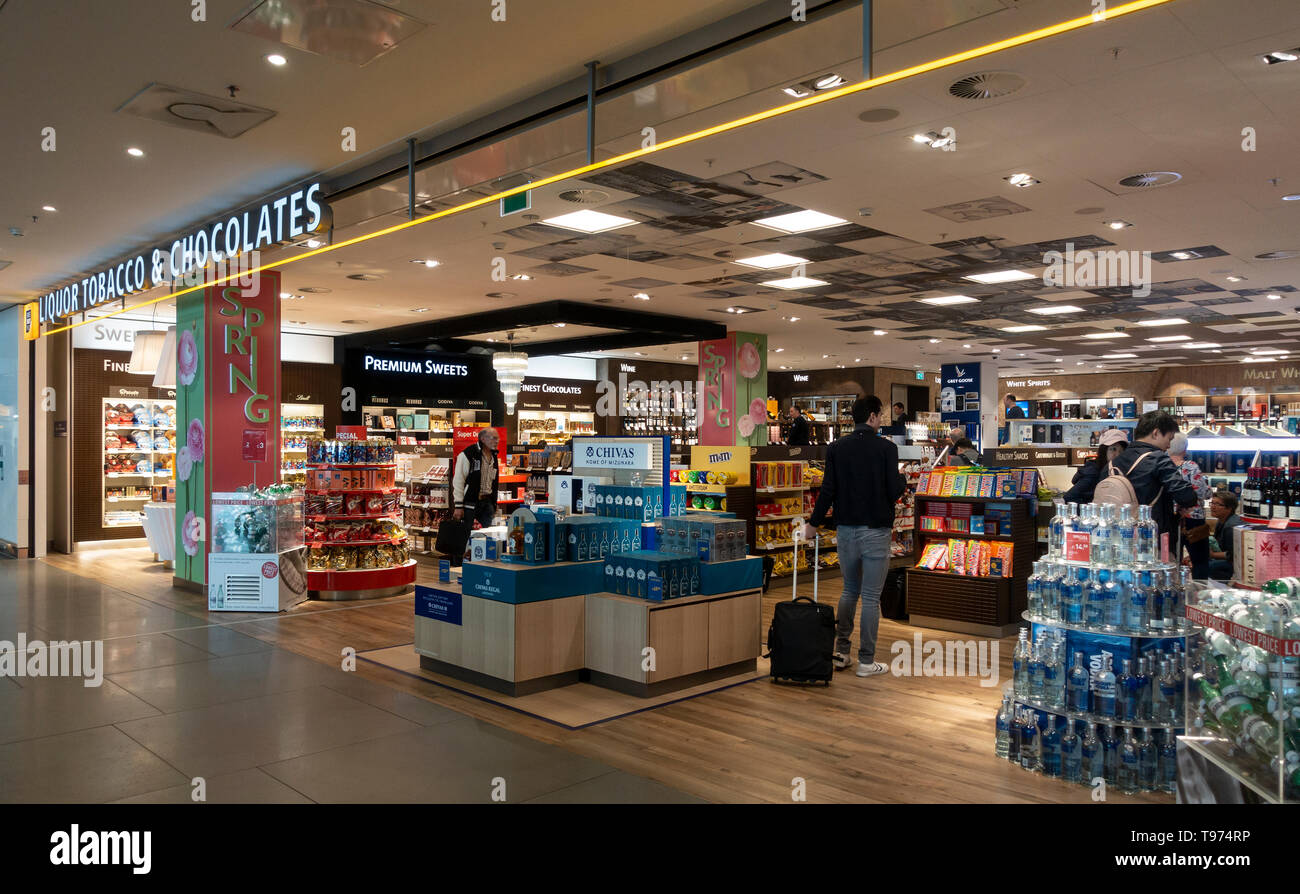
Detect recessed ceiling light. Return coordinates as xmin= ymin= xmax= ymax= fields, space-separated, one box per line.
xmin=753 ymin=210 xmax=848 ymax=234
xmin=991 ymin=348 xmax=1001 ymax=353
xmin=1105 ymin=220 xmax=1132 ymax=230
xmin=1283 ymin=194 xmax=1300 ymax=202
xmin=1268 ymin=293 xmax=1283 ymax=300
xmin=962 ymin=343 xmax=971 ymax=348
xmin=1241 ymin=357 xmax=1278 ymax=363
xmin=762 ymin=276 xmax=830 ymax=290
xmin=854 ymin=358 xmax=862 ymax=363
xmin=774 ymin=347 xmax=785 ymax=353
xmin=279 ymin=292 xmax=292 ymax=299
xmin=1226 ymin=275 xmax=1246 ymax=282
xmin=919 ymin=295 xmax=978 ymax=306
xmin=782 ymin=86 xmax=812 ymax=98
xmin=736 ymin=253 xmax=809 ymax=269
xmin=779 ymin=365 xmax=789 ymax=370
xmin=1077 ymin=361 xmax=1086 ymax=365
xmin=635 ymin=352 xmax=646 ymax=357
xmin=267 ymin=54 xmax=287 ymax=66
xmin=305 ymin=239 xmax=322 ymax=248
xmin=510 ymin=273 xmax=533 ymax=281
xmin=126 ymin=147 xmax=145 ymax=157
xmin=964 ymin=269 xmax=1036 ymax=284
xmin=680 ymin=354 xmax=690 ymax=360
xmin=553 ymin=323 xmax=566 ymax=328
xmin=1004 ymin=173 xmax=1039 ymax=188
xmin=411 ymin=307 xmax=430 ymax=313
xmin=1263 ymin=49 xmax=1300 ymax=64
xmin=813 ymin=73 xmax=845 ymax=90
xmin=912 ymin=133 xmax=934 ymax=144
xmin=41 ymin=205 xmax=56 ymax=212
xmin=1147 ymin=334 xmax=1192 ymax=342
xmin=1001 ymin=325 xmax=1047 ymax=333
xmin=873 ymin=330 xmax=887 ymax=336
xmin=486 ymin=338 xmax=497 ymax=343
xmin=928 ymin=338 xmax=941 ymax=344
xmin=632 ymin=292 xmax=650 ymax=300
xmin=1102 ymin=353 xmax=1138 ymax=359
xmin=836 ymin=364 xmax=846 ymax=369
xmin=541 ymin=210 xmax=638 ymax=233
xmin=1083 ymin=332 xmax=1129 ymax=339
xmin=408 ymin=258 xmax=440 ymax=268
xmin=1183 ymin=342 xmax=1220 ymax=349
xmin=1251 ymin=347 xmax=1289 ymax=355
xmin=1137 ymin=318 xmax=1188 ymax=327
xmin=822 ymin=354 xmax=831 ymax=359
xmin=929 ymin=134 xmax=955 ymax=149
xmin=1027 ymin=304 xmax=1084 ymax=315
xmin=781 ymin=316 xmax=800 ymax=323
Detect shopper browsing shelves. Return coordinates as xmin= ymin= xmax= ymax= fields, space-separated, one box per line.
xmin=785 ymin=404 xmax=811 ymax=446
xmin=1105 ymin=411 xmax=1198 ymax=544
xmin=1168 ymin=432 xmax=1212 ymax=579
xmin=802 ymin=396 xmax=906 ymax=678
xmin=1064 ymin=428 xmax=1128 ymax=504
xmin=1208 ymin=491 xmax=1242 ymax=581
xmin=452 ymin=427 xmax=501 ymax=529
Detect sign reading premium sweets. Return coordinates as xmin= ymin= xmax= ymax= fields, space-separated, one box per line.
xmin=36 ymin=183 xmax=327 ymax=324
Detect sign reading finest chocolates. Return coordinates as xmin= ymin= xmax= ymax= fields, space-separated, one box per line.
xmin=517 ymin=377 xmax=597 ymax=412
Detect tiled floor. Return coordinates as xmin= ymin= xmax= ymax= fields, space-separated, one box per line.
xmin=0 ymin=559 xmax=699 ymax=804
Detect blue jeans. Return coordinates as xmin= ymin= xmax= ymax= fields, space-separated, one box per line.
xmin=835 ymin=526 xmax=893 ymax=664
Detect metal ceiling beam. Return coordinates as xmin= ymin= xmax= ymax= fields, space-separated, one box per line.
xmin=323 ymin=0 xmax=857 ymax=201
xmin=341 ymin=300 xmax=726 ymax=351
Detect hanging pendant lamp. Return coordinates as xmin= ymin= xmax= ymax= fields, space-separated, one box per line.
xmin=492 ymin=333 xmax=528 ymax=415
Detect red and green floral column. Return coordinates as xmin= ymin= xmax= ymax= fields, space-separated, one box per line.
xmin=173 ymin=270 xmax=282 ymax=589
xmin=698 ymin=332 xmax=768 ymax=447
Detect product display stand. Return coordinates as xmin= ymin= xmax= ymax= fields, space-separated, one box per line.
xmin=304 ymin=438 xmax=416 ymax=600
xmin=907 ymin=482 xmax=1037 ymax=637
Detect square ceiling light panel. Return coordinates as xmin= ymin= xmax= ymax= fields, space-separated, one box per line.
xmin=231 ymin=0 xmax=429 ymax=66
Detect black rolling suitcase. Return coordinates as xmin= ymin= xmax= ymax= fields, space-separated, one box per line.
xmin=880 ymin=567 xmax=908 ymax=621
xmin=766 ymin=538 xmax=836 ymax=685
xmin=435 ymin=514 xmax=471 ymax=566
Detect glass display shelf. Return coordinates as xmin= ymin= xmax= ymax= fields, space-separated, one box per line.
xmin=1013 ymin=695 xmax=1185 ymax=731
xmin=1023 ymin=612 xmax=1198 ymax=639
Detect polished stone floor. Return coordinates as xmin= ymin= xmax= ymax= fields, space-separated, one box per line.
xmin=0 ymin=560 xmax=701 ymax=804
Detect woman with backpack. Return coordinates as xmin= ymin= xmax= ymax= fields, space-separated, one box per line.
xmin=1064 ymin=428 xmax=1128 ymax=504
xmin=1100 ymin=411 xmax=1200 ymax=543
xmin=1168 ymin=432 xmax=1213 ymax=578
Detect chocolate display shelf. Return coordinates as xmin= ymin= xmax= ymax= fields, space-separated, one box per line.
xmin=306 ymin=513 xmax=400 ymax=521
xmin=306 ymin=559 xmax=417 ymax=601
xmin=307 ymin=463 xmax=396 ymax=469
xmin=308 ymin=535 xmax=408 ymax=547
xmin=306 ymin=487 xmax=403 ymax=495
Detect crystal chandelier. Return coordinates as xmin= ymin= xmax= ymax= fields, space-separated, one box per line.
xmin=492 ymin=333 xmax=528 ymax=415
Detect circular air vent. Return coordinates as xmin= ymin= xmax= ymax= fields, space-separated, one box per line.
xmin=1118 ymin=171 xmax=1182 ymax=189
xmin=557 ymin=189 xmax=610 ymax=205
xmin=346 ymin=273 xmax=382 ymax=281
xmin=857 ymin=107 xmax=900 ymax=122
xmin=948 ymin=71 xmax=1026 ymax=100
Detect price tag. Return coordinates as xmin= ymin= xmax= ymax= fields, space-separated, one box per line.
xmin=241 ymin=429 xmax=267 ymax=462
xmin=1064 ymin=531 xmax=1091 ymax=563
xmin=1268 ymin=518 xmax=1291 ymax=530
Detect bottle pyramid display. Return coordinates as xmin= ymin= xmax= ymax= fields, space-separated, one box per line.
xmin=996 ymin=500 xmax=1195 ymax=794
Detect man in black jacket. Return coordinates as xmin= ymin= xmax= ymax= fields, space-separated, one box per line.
xmin=1109 ymin=411 xmax=1198 ymax=542
xmin=785 ymin=405 xmax=811 ymax=446
xmin=801 ymin=395 xmax=905 ymax=678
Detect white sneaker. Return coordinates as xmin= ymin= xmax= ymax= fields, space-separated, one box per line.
xmin=833 ymin=653 xmax=852 ymax=670
xmin=856 ymin=661 xmax=888 ymax=678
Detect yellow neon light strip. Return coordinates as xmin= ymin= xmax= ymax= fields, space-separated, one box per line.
xmin=39 ymin=0 xmax=1176 ymax=337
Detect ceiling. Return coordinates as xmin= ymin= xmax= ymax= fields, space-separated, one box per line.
xmin=15 ymin=0 xmax=1300 ymax=381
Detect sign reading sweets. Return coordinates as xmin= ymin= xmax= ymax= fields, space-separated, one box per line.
xmin=363 ymin=354 xmax=469 ymax=377
xmin=36 ymin=183 xmax=327 ymax=324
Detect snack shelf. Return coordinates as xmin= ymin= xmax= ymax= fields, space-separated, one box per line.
xmin=306 ymin=513 xmax=401 ymax=521
xmin=918 ymin=528 xmax=1015 ymax=541
xmin=754 ymin=513 xmax=801 ymax=521
xmin=909 ymin=568 xmax=1012 ymax=582
xmin=105 ymin=496 xmax=150 ymax=502
xmin=306 ymin=487 xmax=403 ymax=495
xmin=282 ymin=427 xmax=325 ymax=432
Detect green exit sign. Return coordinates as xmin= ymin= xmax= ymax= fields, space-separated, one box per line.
xmin=500 ymin=191 xmax=531 ymax=216
xmin=915 ymin=370 xmax=925 ymax=380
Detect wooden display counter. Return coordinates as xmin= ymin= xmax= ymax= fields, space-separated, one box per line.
xmin=413 ymin=578 xmax=761 ymax=699
xmin=585 ymin=587 xmax=761 ymax=697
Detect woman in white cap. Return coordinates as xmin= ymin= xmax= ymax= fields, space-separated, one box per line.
xmin=1064 ymin=427 xmax=1129 ymax=504
xmin=1168 ymin=431 xmax=1213 ymax=578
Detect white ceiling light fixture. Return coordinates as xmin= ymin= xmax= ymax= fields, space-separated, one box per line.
xmin=1283 ymin=194 xmax=1300 ymax=202
xmin=41 ymin=205 xmax=57 ymax=213
xmin=632 ymin=292 xmax=650 ymax=300
xmin=1027 ymin=304 xmax=1084 ymax=315
xmin=1226 ymin=275 xmax=1246 ymax=282
xmin=991 ymin=348 xmax=1001 ymax=353
xmin=305 ymin=239 xmax=322 ymax=248
xmin=492 ymin=335 xmax=529 ymax=416
xmin=813 ymin=73 xmax=845 ymax=90
xmin=1137 ymin=318 xmax=1188 ymax=327
xmin=964 ymin=269 xmax=1036 ymax=284
xmin=552 ymin=323 xmax=566 ymax=328
xmin=774 ymin=347 xmax=785 ymax=353
xmin=928 ymin=338 xmax=941 ymax=344
xmin=511 ymin=273 xmax=533 ymax=281
xmin=127 ymin=330 xmax=167 ymax=375
xmin=753 ymin=210 xmax=848 ymax=234
xmin=762 ymin=276 xmax=830 ymax=290
xmin=782 ymin=85 xmax=812 ymax=98
xmin=126 ymin=147 xmax=145 ymax=157
xmin=1261 ymin=48 xmax=1300 ymax=64
xmin=1183 ymin=342 xmax=1220 ymax=349
xmin=962 ymin=343 xmax=972 ymax=348
xmin=1105 ymin=220 xmax=1132 ymax=230
xmin=1251 ymin=348 xmax=1289 ymax=355
xmin=1004 ymin=173 xmax=1039 ymax=188
xmin=1102 ymin=353 xmax=1138 ymax=359
xmin=1147 ymin=334 xmax=1192 ymax=342
xmin=736 ymin=253 xmax=809 ymax=269
xmin=541 ymin=209 xmax=638 ymax=234
xmin=919 ymin=295 xmax=978 ymax=306
xmin=266 ymin=54 xmax=287 ymax=66
xmin=1268 ymin=293 xmax=1283 ymax=300
xmin=1083 ymin=332 xmax=1129 ymax=339
xmin=1001 ymin=324 xmax=1047 ymax=333
xmin=781 ymin=316 xmax=800 ymax=323
xmin=873 ymin=329 xmax=887 ymax=336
